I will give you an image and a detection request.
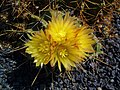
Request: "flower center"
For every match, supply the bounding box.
[59,49,68,58]
[39,41,49,53]
[58,30,66,38]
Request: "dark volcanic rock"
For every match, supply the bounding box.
[0,45,16,90]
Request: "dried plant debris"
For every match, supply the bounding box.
[56,0,117,24]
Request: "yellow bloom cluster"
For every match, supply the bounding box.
[25,11,95,71]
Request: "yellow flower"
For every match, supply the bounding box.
[48,11,76,41]
[25,10,95,71]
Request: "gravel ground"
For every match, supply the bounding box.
[0,9,120,90]
[0,45,16,90]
